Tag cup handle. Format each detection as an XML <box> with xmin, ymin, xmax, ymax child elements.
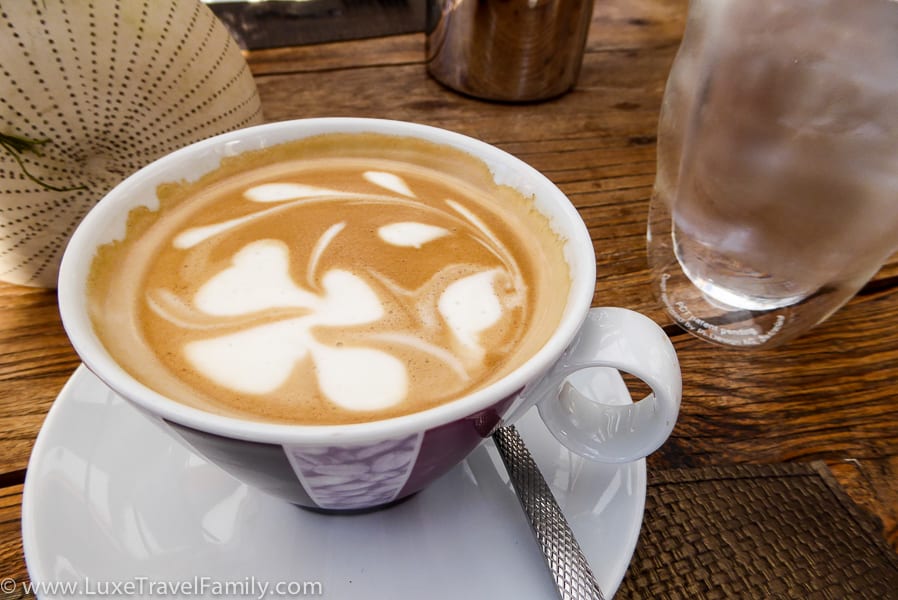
<box><xmin>531</xmin><ymin>307</ymin><xmax>681</xmax><ymax>462</ymax></box>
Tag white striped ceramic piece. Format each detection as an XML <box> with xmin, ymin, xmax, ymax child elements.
<box><xmin>0</xmin><ymin>0</ymin><xmax>264</xmax><ymax>287</ymax></box>
<box><xmin>285</xmin><ymin>434</ymin><xmax>424</xmax><ymax>511</ymax></box>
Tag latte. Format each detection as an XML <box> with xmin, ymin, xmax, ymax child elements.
<box><xmin>88</xmin><ymin>133</ymin><xmax>570</xmax><ymax>425</ymax></box>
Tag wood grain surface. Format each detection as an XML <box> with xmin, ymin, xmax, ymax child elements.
<box><xmin>0</xmin><ymin>485</ymin><xmax>29</xmax><ymax>597</ymax></box>
<box><xmin>1</xmin><ymin>0</ymin><xmax>896</xmax><ymax>587</ymax></box>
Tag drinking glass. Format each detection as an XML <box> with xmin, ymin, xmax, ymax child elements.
<box><xmin>647</xmin><ymin>0</ymin><xmax>898</xmax><ymax>348</ymax></box>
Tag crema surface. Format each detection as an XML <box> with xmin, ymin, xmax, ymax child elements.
<box><xmin>88</xmin><ymin>134</ymin><xmax>570</xmax><ymax>424</ymax></box>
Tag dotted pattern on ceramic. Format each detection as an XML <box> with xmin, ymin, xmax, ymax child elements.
<box><xmin>0</xmin><ymin>0</ymin><xmax>264</xmax><ymax>287</ymax></box>
<box><xmin>285</xmin><ymin>434</ymin><xmax>424</xmax><ymax>511</ymax></box>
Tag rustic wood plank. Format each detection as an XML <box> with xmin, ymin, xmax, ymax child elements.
<box><xmin>649</xmin><ymin>285</ymin><xmax>898</xmax><ymax>469</ymax></box>
<box><xmin>246</xmin><ymin>33</ymin><xmax>424</xmax><ymax>76</ymax></box>
<box><xmin>828</xmin><ymin>457</ymin><xmax>898</xmax><ymax>553</ymax></box>
<box><xmin>0</xmin><ymin>285</ymin><xmax>79</xmax><ymax>475</ymax></box>
<box><xmin>648</xmin><ymin>284</ymin><xmax>898</xmax><ymax>555</ymax></box>
<box><xmin>251</xmin><ymin>44</ymin><xmax>673</xmax><ymax>137</ymax></box>
<box><xmin>0</xmin><ymin>485</ymin><xmax>31</xmax><ymax>598</ymax></box>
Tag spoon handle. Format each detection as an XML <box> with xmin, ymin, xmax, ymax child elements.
<box><xmin>493</xmin><ymin>426</ymin><xmax>606</xmax><ymax>600</ymax></box>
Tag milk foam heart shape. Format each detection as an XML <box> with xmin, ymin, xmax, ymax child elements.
<box><xmin>310</xmin><ymin>343</ymin><xmax>408</xmax><ymax>411</ymax></box>
<box><xmin>314</xmin><ymin>269</ymin><xmax>384</xmax><ymax>326</ymax></box>
<box><xmin>184</xmin><ymin>320</ymin><xmax>310</xmax><ymax>395</ymax></box>
<box><xmin>185</xmin><ymin>319</ymin><xmax>409</xmax><ymax>410</ymax></box>
<box><xmin>438</xmin><ymin>268</ymin><xmax>504</xmax><ymax>358</ymax></box>
<box><xmin>193</xmin><ymin>238</ymin><xmax>384</xmax><ymax>325</ymax></box>
<box><xmin>194</xmin><ymin>240</ymin><xmax>318</xmax><ymax>316</ymax></box>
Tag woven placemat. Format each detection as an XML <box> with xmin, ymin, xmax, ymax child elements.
<box><xmin>615</xmin><ymin>462</ymin><xmax>898</xmax><ymax>599</ymax></box>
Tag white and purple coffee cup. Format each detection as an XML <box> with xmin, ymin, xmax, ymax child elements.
<box><xmin>58</xmin><ymin>118</ymin><xmax>681</xmax><ymax>513</ymax></box>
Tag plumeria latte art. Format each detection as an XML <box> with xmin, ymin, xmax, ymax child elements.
<box><xmin>87</xmin><ymin>134</ymin><xmax>569</xmax><ymax>425</ymax></box>
<box><xmin>139</xmin><ymin>165</ymin><xmax>527</xmax><ymax>417</ymax></box>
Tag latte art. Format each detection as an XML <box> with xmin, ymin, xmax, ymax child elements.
<box><xmin>154</xmin><ymin>170</ymin><xmax>525</xmax><ymax>412</ymax></box>
<box><xmin>88</xmin><ymin>134</ymin><xmax>569</xmax><ymax>424</ymax></box>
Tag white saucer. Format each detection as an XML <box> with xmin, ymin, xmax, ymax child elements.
<box><xmin>22</xmin><ymin>366</ymin><xmax>645</xmax><ymax>599</ymax></box>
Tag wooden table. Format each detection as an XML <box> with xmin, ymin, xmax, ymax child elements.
<box><xmin>3</xmin><ymin>0</ymin><xmax>897</xmax><ymax>591</ymax></box>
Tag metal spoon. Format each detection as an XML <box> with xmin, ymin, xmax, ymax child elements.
<box><xmin>493</xmin><ymin>426</ymin><xmax>606</xmax><ymax>600</ymax></box>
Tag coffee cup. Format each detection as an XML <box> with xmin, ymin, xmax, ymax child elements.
<box><xmin>58</xmin><ymin>118</ymin><xmax>681</xmax><ymax>512</ymax></box>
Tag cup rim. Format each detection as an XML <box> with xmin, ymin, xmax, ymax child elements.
<box><xmin>58</xmin><ymin>117</ymin><xmax>596</xmax><ymax>445</ymax></box>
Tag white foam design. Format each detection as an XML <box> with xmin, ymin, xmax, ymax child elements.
<box><xmin>446</xmin><ymin>199</ymin><xmax>505</xmax><ymax>254</ymax></box>
<box><xmin>184</xmin><ymin>320</ymin><xmax>310</xmax><ymax>395</ymax></box>
<box><xmin>307</xmin><ymin>222</ymin><xmax>345</xmax><ymax>286</ymax></box>
<box><xmin>378</xmin><ymin>222</ymin><xmax>450</xmax><ymax>248</ymax></box>
<box><xmin>160</xmin><ymin>167</ymin><xmax>530</xmax><ymax>414</ymax></box>
<box><xmin>363</xmin><ymin>171</ymin><xmax>416</xmax><ymax>197</ymax></box>
<box><xmin>438</xmin><ymin>269</ymin><xmax>504</xmax><ymax>358</ymax></box>
<box><xmin>370</xmin><ymin>332</ymin><xmax>469</xmax><ymax>381</ymax></box>
<box><xmin>244</xmin><ymin>182</ymin><xmax>343</xmax><ymax>202</ymax></box>
<box><xmin>179</xmin><ymin>230</ymin><xmax>406</xmax><ymax>410</ymax></box>
<box><xmin>310</xmin><ymin>344</ymin><xmax>408</xmax><ymax>411</ymax></box>
<box><xmin>315</xmin><ymin>269</ymin><xmax>384</xmax><ymax>325</ymax></box>
<box><xmin>194</xmin><ymin>240</ymin><xmax>318</xmax><ymax>316</ymax></box>
<box><xmin>173</xmin><ymin>215</ymin><xmax>259</xmax><ymax>249</ymax></box>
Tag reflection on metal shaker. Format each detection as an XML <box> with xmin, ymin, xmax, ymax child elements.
<box><xmin>426</xmin><ymin>0</ymin><xmax>594</xmax><ymax>102</ymax></box>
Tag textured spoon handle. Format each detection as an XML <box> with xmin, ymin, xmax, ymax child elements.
<box><xmin>493</xmin><ymin>426</ymin><xmax>606</xmax><ymax>600</ymax></box>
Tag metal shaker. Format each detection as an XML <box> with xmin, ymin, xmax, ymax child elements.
<box><xmin>426</xmin><ymin>0</ymin><xmax>594</xmax><ymax>102</ymax></box>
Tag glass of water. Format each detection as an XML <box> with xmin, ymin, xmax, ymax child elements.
<box><xmin>648</xmin><ymin>0</ymin><xmax>898</xmax><ymax>348</ymax></box>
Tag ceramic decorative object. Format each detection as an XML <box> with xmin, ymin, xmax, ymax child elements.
<box><xmin>0</xmin><ymin>0</ymin><xmax>264</xmax><ymax>287</ymax></box>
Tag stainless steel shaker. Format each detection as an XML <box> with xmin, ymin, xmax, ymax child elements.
<box><xmin>426</xmin><ymin>0</ymin><xmax>594</xmax><ymax>102</ymax></box>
